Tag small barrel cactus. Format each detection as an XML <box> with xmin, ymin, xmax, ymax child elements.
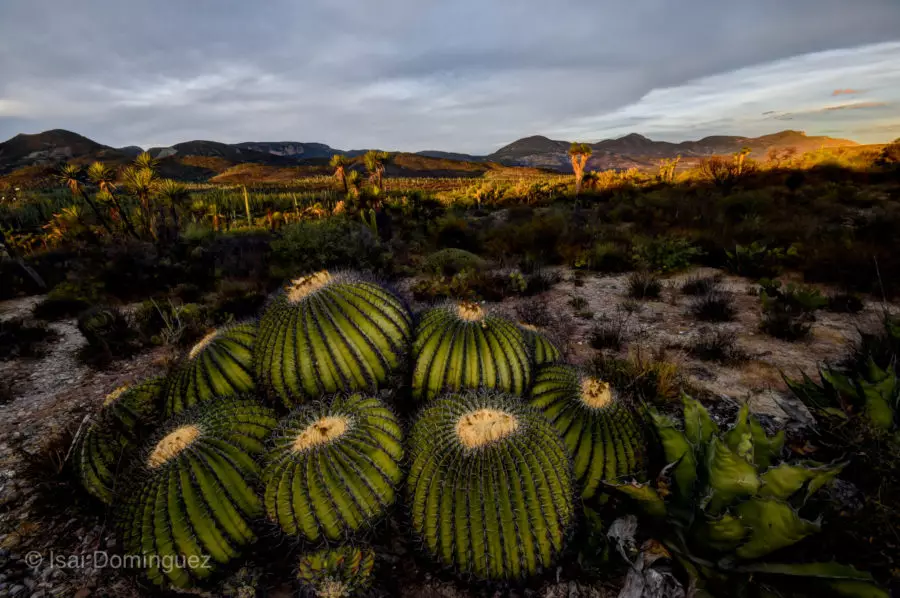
<box><xmin>114</xmin><ymin>397</ymin><xmax>277</xmax><ymax>588</ymax></box>
<box><xmin>164</xmin><ymin>322</ymin><xmax>257</xmax><ymax>415</ymax></box>
<box><xmin>529</xmin><ymin>364</ymin><xmax>645</xmax><ymax>498</ymax></box>
<box><xmin>519</xmin><ymin>323</ymin><xmax>562</xmax><ymax>366</ymax></box>
<box><xmin>297</xmin><ymin>546</ymin><xmax>376</xmax><ymax>597</ymax></box>
<box><xmin>256</xmin><ymin>271</ymin><xmax>412</xmax><ymax>408</ymax></box>
<box><xmin>72</xmin><ymin>377</ymin><xmax>164</xmax><ymax>503</ymax></box>
<box><xmin>262</xmin><ymin>392</ymin><xmax>403</xmax><ymax>541</ymax></box>
<box><xmin>412</xmin><ymin>302</ymin><xmax>531</xmax><ymax>402</ymax></box>
<box><xmin>408</xmin><ymin>390</ymin><xmax>574</xmax><ymax>580</ymax></box>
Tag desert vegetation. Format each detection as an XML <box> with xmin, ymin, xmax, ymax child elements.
<box><xmin>0</xmin><ymin>139</ymin><xmax>899</xmax><ymax>597</ymax></box>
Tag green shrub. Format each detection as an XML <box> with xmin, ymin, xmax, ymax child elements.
<box><xmin>529</xmin><ymin>364</ymin><xmax>645</xmax><ymax>497</ymax></box>
<box><xmin>408</xmin><ymin>390</ymin><xmax>574</xmax><ymax>579</ymax></box>
<box><xmin>688</xmin><ymin>328</ymin><xmax>747</xmax><ymax>364</ymax></box>
<box><xmin>33</xmin><ymin>280</ymin><xmax>103</xmax><ymax>320</ymax></box>
<box><xmin>256</xmin><ymin>271</ymin><xmax>412</xmax><ymax>408</ymax></box>
<box><xmin>632</xmin><ymin>236</ymin><xmax>704</xmax><ymax>273</ymax></box>
<box><xmin>164</xmin><ymin>322</ymin><xmax>257</xmax><ymax>416</ymax></box>
<box><xmin>576</xmin><ymin>241</ymin><xmax>632</xmax><ymax>273</ymax></box>
<box><xmin>759</xmin><ymin>282</ymin><xmax>825</xmax><ymax>341</ymax></box>
<box><xmin>422</xmin><ymin>248</ymin><xmax>486</xmax><ymax>275</ymax></box>
<box><xmin>725</xmin><ymin>242</ymin><xmax>794</xmax><ymax>279</ymax></box>
<box><xmin>114</xmin><ymin>397</ymin><xmax>277</xmax><ymax>588</ymax></box>
<box><xmin>297</xmin><ymin>546</ymin><xmax>376</xmax><ymax>597</ymax></box>
<box><xmin>412</xmin><ymin>302</ymin><xmax>531</xmax><ymax>402</ymax></box>
<box><xmin>627</xmin><ymin>271</ymin><xmax>662</xmax><ymax>299</ymax></box>
<box><xmin>262</xmin><ymin>393</ymin><xmax>403</xmax><ymax>540</ymax></box>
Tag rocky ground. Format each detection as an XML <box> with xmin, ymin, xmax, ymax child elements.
<box><xmin>0</xmin><ymin>267</ymin><xmax>895</xmax><ymax>597</ymax></box>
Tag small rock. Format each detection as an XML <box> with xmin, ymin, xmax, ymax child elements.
<box><xmin>73</xmin><ymin>589</ymin><xmax>91</xmax><ymax>598</ymax></box>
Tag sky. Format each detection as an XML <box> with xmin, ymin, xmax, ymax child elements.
<box><xmin>0</xmin><ymin>1</ymin><xmax>898</xmax><ymax>154</ymax></box>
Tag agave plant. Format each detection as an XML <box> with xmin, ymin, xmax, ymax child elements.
<box><xmin>612</xmin><ymin>396</ymin><xmax>885</xmax><ymax>597</ymax></box>
<box><xmin>411</xmin><ymin>301</ymin><xmax>531</xmax><ymax>402</ymax></box>
<box><xmin>261</xmin><ymin>392</ymin><xmax>403</xmax><ymax>541</ymax></box>
<box><xmin>297</xmin><ymin>546</ymin><xmax>375</xmax><ymax>597</ymax></box>
<box><xmin>114</xmin><ymin>397</ymin><xmax>277</xmax><ymax>588</ymax></box>
<box><xmin>164</xmin><ymin>322</ymin><xmax>257</xmax><ymax>415</ymax></box>
<box><xmin>255</xmin><ymin>271</ymin><xmax>412</xmax><ymax>408</ymax></box>
<box><xmin>408</xmin><ymin>390</ymin><xmax>574</xmax><ymax>580</ymax></box>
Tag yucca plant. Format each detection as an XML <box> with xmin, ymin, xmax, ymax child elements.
<box><xmin>114</xmin><ymin>397</ymin><xmax>277</xmax><ymax>588</ymax></box>
<box><xmin>613</xmin><ymin>396</ymin><xmax>885</xmax><ymax>597</ymax></box>
<box><xmin>411</xmin><ymin>302</ymin><xmax>531</xmax><ymax>402</ymax></box>
<box><xmin>72</xmin><ymin>377</ymin><xmax>164</xmax><ymax>503</ymax></box>
<box><xmin>261</xmin><ymin>392</ymin><xmax>403</xmax><ymax>541</ymax></box>
<box><xmin>164</xmin><ymin>322</ymin><xmax>257</xmax><ymax>415</ymax></box>
<box><xmin>256</xmin><ymin>271</ymin><xmax>412</xmax><ymax>408</ymax></box>
<box><xmin>408</xmin><ymin>390</ymin><xmax>574</xmax><ymax>580</ymax></box>
<box><xmin>529</xmin><ymin>364</ymin><xmax>645</xmax><ymax>498</ymax></box>
<box><xmin>519</xmin><ymin>322</ymin><xmax>562</xmax><ymax>366</ymax></box>
<box><xmin>297</xmin><ymin>546</ymin><xmax>376</xmax><ymax>598</ymax></box>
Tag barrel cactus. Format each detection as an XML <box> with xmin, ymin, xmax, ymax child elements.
<box><xmin>256</xmin><ymin>271</ymin><xmax>412</xmax><ymax>408</ymax></box>
<box><xmin>412</xmin><ymin>302</ymin><xmax>531</xmax><ymax>402</ymax></box>
<box><xmin>164</xmin><ymin>322</ymin><xmax>257</xmax><ymax>415</ymax></box>
<box><xmin>262</xmin><ymin>392</ymin><xmax>403</xmax><ymax>541</ymax></box>
<box><xmin>529</xmin><ymin>364</ymin><xmax>644</xmax><ymax>498</ymax></box>
<box><xmin>520</xmin><ymin>323</ymin><xmax>562</xmax><ymax>365</ymax></box>
<box><xmin>408</xmin><ymin>390</ymin><xmax>574</xmax><ymax>579</ymax></box>
<box><xmin>114</xmin><ymin>397</ymin><xmax>277</xmax><ymax>588</ymax></box>
<box><xmin>297</xmin><ymin>546</ymin><xmax>376</xmax><ymax>598</ymax></box>
<box><xmin>72</xmin><ymin>377</ymin><xmax>164</xmax><ymax>503</ymax></box>
<box><xmin>613</xmin><ymin>396</ymin><xmax>885</xmax><ymax>597</ymax></box>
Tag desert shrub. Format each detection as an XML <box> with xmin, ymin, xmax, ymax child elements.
<box><xmin>32</xmin><ymin>280</ymin><xmax>103</xmax><ymax>320</ymax></box>
<box><xmin>203</xmin><ymin>230</ymin><xmax>272</xmax><ymax>280</ymax></box>
<box><xmin>841</xmin><ymin>314</ymin><xmax>900</xmax><ymax>375</ymax></box>
<box><xmin>688</xmin><ymin>327</ymin><xmax>746</xmax><ymax>363</ymax></box>
<box><xmin>422</xmin><ymin>248</ymin><xmax>485</xmax><ymax>276</ymax></box>
<box><xmin>627</xmin><ymin>270</ymin><xmax>662</xmax><ymax>299</ymax></box>
<box><xmin>680</xmin><ymin>274</ymin><xmax>722</xmax><ymax>296</ymax></box>
<box><xmin>826</xmin><ymin>291</ymin><xmax>864</xmax><ymax>314</ymax></box>
<box><xmin>205</xmin><ymin>279</ymin><xmax>268</xmax><ymax>324</ymax></box>
<box><xmin>76</xmin><ymin>306</ymin><xmax>141</xmax><ymax>365</ymax></box>
<box><xmin>758</xmin><ymin>282</ymin><xmax>825</xmax><ymax>341</ymax></box>
<box><xmin>482</xmin><ymin>208</ymin><xmax>572</xmax><ymax>264</ymax></box>
<box><xmin>269</xmin><ymin>218</ymin><xmax>390</xmax><ymax>280</ymax></box>
<box><xmin>590</xmin><ymin>347</ymin><xmax>681</xmax><ymax>404</ymax></box>
<box><xmin>411</xmin><ymin>270</ymin><xmax>478</xmax><ymax>301</ymax></box>
<box><xmin>132</xmin><ymin>299</ymin><xmax>210</xmax><ymax>347</ymax></box>
<box><xmin>0</xmin><ymin>317</ymin><xmax>57</xmax><ymax>360</ymax></box>
<box><xmin>725</xmin><ymin>242</ymin><xmax>794</xmax><ymax>279</ymax></box>
<box><xmin>590</xmin><ymin>315</ymin><xmax>628</xmax><ymax>351</ymax></box>
<box><xmin>575</xmin><ymin>241</ymin><xmax>632</xmax><ymax>273</ymax></box>
<box><xmin>689</xmin><ymin>290</ymin><xmax>737</xmax><ymax>322</ymax></box>
<box><xmin>432</xmin><ymin>212</ymin><xmax>481</xmax><ymax>252</ymax></box>
<box><xmin>631</xmin><ymin>236</ymin><xmax>704</xmax><ymax>273</ymax></box>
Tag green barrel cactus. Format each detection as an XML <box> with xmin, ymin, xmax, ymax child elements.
<box><xmin>408</xmin><ymin>390</ymin><xmax>574</xmax><ymax>580</ymax></box>
<box><xmin>262</xmin><ymin>392</ymin><xmax>403</xmax><ymax>541</ymax></box>
<box><xmin>72</xmin><ymin>377</ymin><xmax>164</xmax><ymax>503</ymax></box>
<box><xmin>256</xmin><ymin>271</ymin><xmax>412</xmax><ymax>408</ymax></box>
<box><xmin>519</xmin><ymin>323</ymin><xmax>562</xmax><ymax>366</ymax></box>
<box><xmin>412</xmin><ymin>302</ymin><xmax>531</xmax><ymax>402</ymax></box>
<box><xmin>612</xmin><ymin>396</ymin><xmax>886</xmax><ymax>597</ymax></box>
<box><xmin>529</xmin><ymin>364</ymin><xmax>644</xmax><ymax>498</ymax></box>
<box><xmin>114</xmin><ymin>397</ymin><xmax>277</xmax><ymax>588</ymax></box>
<box><xmin>164</xmin><ymin>322</ymin><xmax>257</xmax><ymax>415</ymax></box>
<box><xmin>297</xmin><ymin>546</ymin><xmax>376</xmax><ymax>598</ymax></box>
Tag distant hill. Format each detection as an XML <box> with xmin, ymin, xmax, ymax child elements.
<box><xmin>233</xmin><ymin>141</ymin><xmax>338</xmax><ymax>160</ymax></box>
<box><xmin>415</xmin><ymin>150</ymin><xmax>485</xmax><ymax>162</ymax></box>
<box><xmin>0</xmin><ymin>129</ymin><xmax>126</xmax><ymax>173</ymax></box>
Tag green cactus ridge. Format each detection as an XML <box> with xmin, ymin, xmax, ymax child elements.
<box><xmin>408</xmin><ymin>390</ymin><xmax>574</xmax><ymax>580</ymax></box>
<box><xmin>262</xmin><ymin>392</ymin><xmax>404</xmax><ymax>541</ymax></box>
<box><xmin>529</xmin><ymin>364</ymin><xmax>645</xmax><ymax>498</ymax></box>
<box><xmin>412</xmin><ymin>302</ymin><xmax>531</xmax><ymax>402</ymax></box>
<box><xmin>256</xmin><ymin>271</ymin><xmax>413</xmax><ymax>408</ymax></box>
<box><xmin>114</xmin><ymin>397</ymin><xmax>277</xmax><ymax>588</ymax></box>
<box><xmin>297</xmin><ymin>546</ymin><xmax>376</xmax><ymax>598</ymax></box>
<box><xmin>164</xmin><ymin>322</ymin><xmax>257</xmax><ymax>415</ymax></box>
<box><xmin>73</xmin><ymin>376</ymin><xmax>164</xmax><ymax>503</ymax></box>
<box><xmin>519</xmin><ymin>323</ymin><xmax>562</xmax><ymax>366</ymax></box>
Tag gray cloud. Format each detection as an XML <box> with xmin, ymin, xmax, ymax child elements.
<box><xmin>1</xmin><ymin>0</ymin><xmax>899</xmax><ymax>153</ymax></box>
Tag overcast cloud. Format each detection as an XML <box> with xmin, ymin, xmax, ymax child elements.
<box><xmin>0</xmin><ymin>0</ymin><xmax>898</xmax><ymax>153</ymax></box>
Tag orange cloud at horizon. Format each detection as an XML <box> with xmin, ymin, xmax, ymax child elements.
<box><xmin>832</xmin><ymin>89</ymin><xmax>862</xmax><ymax>96</ymax></box>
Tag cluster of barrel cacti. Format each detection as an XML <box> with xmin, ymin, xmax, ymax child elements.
<box><xmin>66</xmin><ymin>268</ymin><xmax>878</xmax><ymax>595</ymax></box>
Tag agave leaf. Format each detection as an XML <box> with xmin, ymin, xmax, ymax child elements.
<box><xmin>735</xmin><ymin>562</ymin><xmax>888</xmax><ymax>598</ymax></box>
<box><xmin>650</xmin><ymin>410</ymin><xmax>697</xmax><ymax>502</ymax></box>
<box><xmin>733</xmin><ymin>498</ymin><xmax>820</xmax><ymax>560</ymax></box>
<box><xmin>758</xmin><ymin>461</ymin><xmax>845</xmax><ymax>502</ymax></box>
<box><xmin>822</xmin><ymin>369</ymin><xmax>859</xmax><ymax>401</ymax></box>
<box><xmin>683</xmin><ymin>394</ymin><xmax>718</xmax><ymax>448</ymax></box>
<box><xmin>611</xmin><ymin>481</ymin><xmax>667</xmax><ymax>518</ymax></box>
<box><xmin>704</xmin><ymin>437</ymin><xmax>760</xmax><ymax>513</ymax></box>
<box><xmin>749</xmin><ymin>416</ymin><xmax>784</xmax><ymax>472</ymax></box>
<box><xmin>694</xmin><ymin>512</ymin><xmax>748</xmax><ymax>552</ymax></box>
<box><xmin>861</xmin><ymin>381</ymin><xmax>896</xmax><ymax>432</ymax></box>
<box><xmin>723</xmin><ymin>404</ymin><xmax>754</xmax><ymax>463</ymax></box>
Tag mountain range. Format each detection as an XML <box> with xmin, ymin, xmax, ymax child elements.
<box><xmin>0</xmin><ymin>128</ymin><xmax>859</xmax><ymax>182</ymax></box>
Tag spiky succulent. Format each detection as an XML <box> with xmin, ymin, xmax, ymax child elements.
<box><xmin>412</xmin><ymin>302</ymin><xmax>531</xmax><ymax>402</ymax></box>
<box><xmin>261</xmin><ymin>392</ymin><xmax>403</xmax><ymax>541</ymax></box>
<box><xmin>164</xmin><ymin>322</ymin><xmax>257</xmax><ymax>415</ymax></box>
<box><xmin>613</xmin><ymin>396</ymin><xmax>885</xmax><ymax>597</ymax></box>
<box><xmin>519</xmin><ymin>323</ymin><xmax>562</xmax><ymax>366</ymax></box>
<box><xmin>529</xmin><ymin>364</ymin><xmax>644</xmax><ymax>498</ymax></box>
<box><xmin>408</xmin><ymin>390</ymin><xmax>574</xmax><ymax>580</ymax></box>
<box><xmin>72</xmin><ymin>377</ymin><xmax>164</xmax><ymax>503</ymax></box>
<box><xmin>114</xmin><ymin>397</ymin><xmax>277</xmax><ymax>588</ymax></box>
<box><xmin>297</xmin><ymin>546</ymin><xmax>376</xmax><ymax>598</ymax></box>
<box><xmin>256</xmin><ymin>271</ymin><xmax>412</xmax><ymax>408</ymax></box>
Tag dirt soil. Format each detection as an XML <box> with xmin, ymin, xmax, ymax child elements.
<box><xmin>0</xmin><ymin>267</ymin><xmax>896</xmax><ymax>597</ymax></box>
